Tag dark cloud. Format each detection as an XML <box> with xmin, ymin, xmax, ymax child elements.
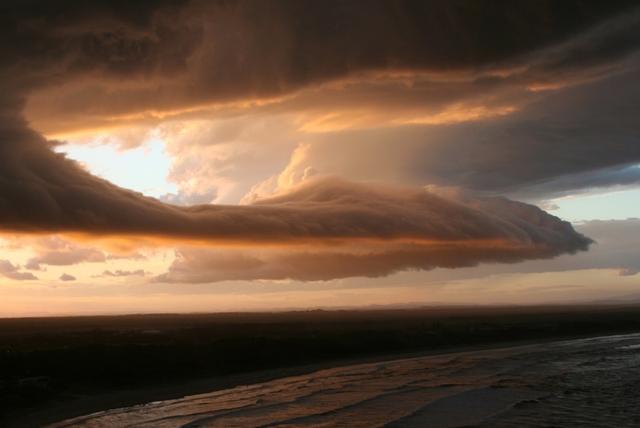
<box><xmin>3</xmin><ymin>0</ymin><xmax>632</xmax><ymax>281</ymax></box>
<box><xmin>0</xmin><ymin>38</ymin><xmax>592</xmax><ymax>272</ymax></box>
<box><xmin>0</xmin><ymin>260</ymin><xmax>38</xmax><ymax>280</ymax></box>
<box><xmin>156</xmin><ymin>218</ymin><xmax>639</xmax><ymax>284</ymax></box>
<box><xmin>0</xmin><ymin>0</ymin><xmax>193</xmax><ymax>82</ymax></box>
<box><xmin>0</xmin><ymin>126</ymin><xmax>592</xmax><ymax>250</ymax></box>
<box><xmin>59</xmin><ymin>273</ymin><xmax>77</xmax><ymax>281</ymax></box>
<box><xmin>10</xmin><ymin>0</ymin><xmax>637</xmax><ymax>133</ymax></box>
<box><xmin>509</xmin><ymin>164</ymin><xmax>640</xmax><ymax>201</ymax></box>
<box><xmin>155</xmin><ymin>240</ymin><xmax>580</xmax><ymax>283</ymax></box>
<box><xmin>280</xmin><ymin>67</ymin><xmax>640</xmax><ymax>200</ymax></box>
<box><xmin>1</xmin><ymin>0</ymin><xmax>637</xmax><ymax>194</ymax></box>
<box><xmin>155</xmin><ymin>183</ymin><xmax>592</xmax><ymax>282</ymax></box>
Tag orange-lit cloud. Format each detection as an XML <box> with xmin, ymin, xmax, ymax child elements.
<box><xmin>0</xmin><ymin>146</ymin><xmax>592</xmax><ymax>280</ymax></box>
<box><xmin>4</xmin><ymin>0</ymin><xmax>640</xmax><ymax>293</ymax></box>
<box><xmin>23</xmin><ymin>236</ymin><xmax>106</xmax><ymax>270</ymax></box>
<box><xmin>397</xmin><ymin>104</ymin><xmax>517</xmax><ymax>126</ymax></box>
<box><xmin>18</xmin><ymin>1</ymin><xmax>640</xmax><ymax>139</ymax></box>
<box><xmin>157</xmin><ymin>240</ymin><xmax>562</xmax><ymax>283</ymax></box>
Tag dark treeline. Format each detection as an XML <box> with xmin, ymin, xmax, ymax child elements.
<box><xmin>3</xmin><ymin>304</ymin><xmax>640</xmax><ymax>424</ymax></box>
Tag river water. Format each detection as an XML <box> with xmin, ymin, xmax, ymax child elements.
<box><xmin>50</xmin><ymin>332</ymin><xmax>640</xmax><ymax>427</ymax></box>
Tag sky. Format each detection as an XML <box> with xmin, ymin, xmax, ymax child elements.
<box><xmin>0</xmin><ymin>0</ymin><xmax>639</xmax><ymax>317</ymax></box>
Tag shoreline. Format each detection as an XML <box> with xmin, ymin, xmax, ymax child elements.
<box><xmin>9</xmin><ymin>331</ymin><xmax>631</xmax><ymax>428</ymax></box>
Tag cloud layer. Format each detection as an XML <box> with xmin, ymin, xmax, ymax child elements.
<box><xmin>0</xmin><ymin>110</ymin><xmax>593</xmax><ymax>280</ymax></box>
<box><xmin>7</xmin><ymin>0</ymin><xmax>638</xmax><ymax>285</ymax></box>
<box><xmin>16</xmin><ymin>0</ymin><xmax>636</xmax><ymax>133</ymax></box>
<box><xmin>0</xmin><ymin>130</ymin><xmax>592</xmax><ymax>250</ymax></box>
<box><xmin>155</xmin><ymin>180</ymin><xmax>591</xmax><ymax>282</ymax></box>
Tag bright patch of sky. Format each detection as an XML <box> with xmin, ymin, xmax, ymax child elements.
<box><xmin>57</xmin><ymin>139</ymin><xmax>177</xmax><ymax>198</ymax></box>
<box><xmin>548</xmin><ymin>186</ymin><xmax>640</xmax><ymax>223</ymax></box>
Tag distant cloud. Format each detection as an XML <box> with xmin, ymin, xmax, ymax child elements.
<box><xmin>101</xmin><ymin>269</ymin><xmax>146</xmax><ymax>277</ymax></box>
<box><xmin>25</xmin><ymin>237</ymin><xmax>106</xmax><ymax>270</ymax></box>
<box><xmin>59</xmin><ymin>273</ymin><xmax>77</xmax><ymax>282</ymax></box>
<box><xmin>0</xmin><ymin>260</ymin><xmax>38</xmax><ymax>281</ymax></box>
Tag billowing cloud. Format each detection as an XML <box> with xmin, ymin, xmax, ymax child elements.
<box><xmin>155</xmin><ymin>219</ymin><xmax>640</xmax><ymax>287</ymax></box>
<box><xmin>158</xmin><ymin>116</ymin><xmax>300</xmax><ymax>204</ymax></box>
<box><xmin>252</xmin><ymin>67</ymin><xmax>640</xmax><ymax>203</ymax></box>
<box><xmin>0</xmin><ymin>260</ymin><xmax>38</xmax><ymax>281</ymax></box>
<box><xmin>2</xmin><ymin>1</ymin><xmax>638</xmax><ymax>212</ymax></box>
<box><xmin>0</xmin><ymin>125</ymin><xmax>592</xmax><ymax>250</ymax></box>
<box><xmin>2</xmin><ymin>102</ymin><xmax>596</xmax><ymax>282</ymax></box>
<box><xmin>95</xmin><ymin>18</ymin><xmax>640</xmax><ymax>209</ymax></box>
<box><xmin>155</xmin><ymin>182</ymin><xmax>591</xmax><ymax>282</ymax></box>
<box><xmin>154</xmin><ymin>241</ymin><xmax>573</xmax><ymax>283</ymax></box>
<box><xmin>7</xmin><ymin>0</ymin><xmax>640</xmax><ymax>288</ymax></box>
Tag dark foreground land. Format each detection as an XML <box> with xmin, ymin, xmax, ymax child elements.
<box><xmin>3</xmin><ymin>304</ymin><xmax>640</xmax><ymax>426</ymax></box>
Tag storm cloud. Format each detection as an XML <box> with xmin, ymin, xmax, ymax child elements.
<box><xmin>156</xmin><ymin>238</ymin><xmax>585</xmax><ymax>283</ymax></box>
<box><xmin>154</xmin><ymin>182</ymin><xmax>592</xmax><ymax>282</ymax></box>
<box><xmin>0</xmin><ymin>98</ymin><xmax>593</xmax><ymax>279</ymax></box>
<box><xmin>264</xmin><ymin>67</ymin><xmax>640</xmax><ymax>202</ymax></box>
<box><xmin>4</xmin><ymin>0</ymin><xmax>638</xmax><ymax>283</ymax></box>
<box><xmin>0</xmin><ymin>130</ymin><xmax>592</xmax><ymax>250</ymax></box>
<box><xmin>12</xmin><ymin>0</ymin><xmax>640</xmax><ymax>133</ymax></box>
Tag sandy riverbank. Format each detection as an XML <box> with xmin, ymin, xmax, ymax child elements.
<box><xmin>4</xmin><ymin>334</ymin><xmax>610</xmax><ymax>428</ymax></box>
<box><xmin>46</xmin><ymin>332</ymin><xmax>640</xmax><ymax>427</ymax></box>
<box><xmin>6</xmin><ymin>340</ymin><xmax>541</xmax><ymax>427</ymax></box>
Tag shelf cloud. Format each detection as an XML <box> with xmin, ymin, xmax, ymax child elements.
<box><xmin>5</xmin><ymin>0</ymin><xmax>638</xmax><ymax>284</ymax></box>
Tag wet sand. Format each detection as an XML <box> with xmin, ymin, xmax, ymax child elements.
<box><xmin>47</xmin><ymin>332</ymin><xmax>640</xmax><ymax>427</ymax></box>
<box><xmin>8</xmin><ymin>339</ymin><xmax>543</xmax><ymax>428</ymax></box>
